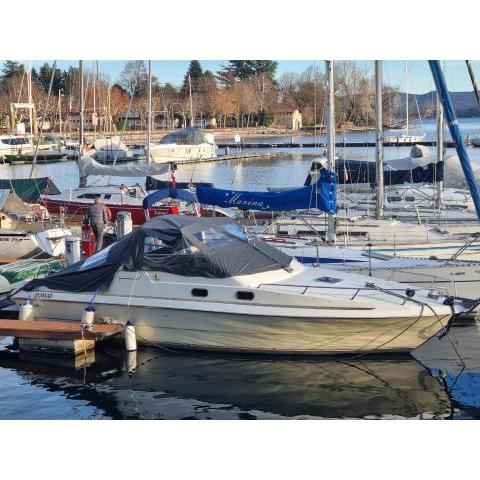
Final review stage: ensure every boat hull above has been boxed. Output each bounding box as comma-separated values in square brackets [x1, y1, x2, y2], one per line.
[20, 293, 448, 355]
[42, 198, 179, 224]
[0, 232, 40, 259]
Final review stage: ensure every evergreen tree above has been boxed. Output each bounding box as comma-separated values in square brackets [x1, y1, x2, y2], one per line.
[38, 62, 65, 93]
[217, 60, 278, 84]
[2, 60, 25, 79]
[181, 60, 204, 96]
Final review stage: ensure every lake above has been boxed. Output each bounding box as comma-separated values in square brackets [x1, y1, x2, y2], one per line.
[1, 323, 479, 419]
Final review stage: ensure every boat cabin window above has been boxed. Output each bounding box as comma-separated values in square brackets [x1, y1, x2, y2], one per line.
[103, 194, 112, 200]
[236, 291, 254, 300]
[404, 196, 415, 202]
[1, 137, 30, 145]
[191, 288, 208, 297]
[78, 193, 102, 199]
[387, 196, 402, 202]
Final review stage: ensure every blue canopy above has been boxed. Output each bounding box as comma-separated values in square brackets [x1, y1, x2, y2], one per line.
[196, 170, 336, 213]
[143, 187, 198, 209]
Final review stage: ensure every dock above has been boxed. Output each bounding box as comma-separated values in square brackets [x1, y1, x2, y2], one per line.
[217, 140, 466, 149]
[0, 319, 124, 354]
[174, 151, 285, 164]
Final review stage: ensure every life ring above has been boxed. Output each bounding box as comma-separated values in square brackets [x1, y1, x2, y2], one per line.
[30, 203, 50, 221]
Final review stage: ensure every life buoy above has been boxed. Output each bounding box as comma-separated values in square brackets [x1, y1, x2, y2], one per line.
[29, 203, 50, 221]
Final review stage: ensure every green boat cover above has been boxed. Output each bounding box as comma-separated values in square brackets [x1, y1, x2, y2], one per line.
[0, 177, 60, 202]
[0, 259, 62, 285]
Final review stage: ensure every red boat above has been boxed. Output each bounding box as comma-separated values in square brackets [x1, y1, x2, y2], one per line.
[41, 184, 179, 224]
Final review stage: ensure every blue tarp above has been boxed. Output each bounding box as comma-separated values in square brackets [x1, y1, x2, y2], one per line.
[143, 187, 198, 209]
[196, 170, 336, 213]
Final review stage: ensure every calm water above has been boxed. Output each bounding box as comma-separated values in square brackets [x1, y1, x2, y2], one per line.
[2, 117, 480, 193]
[1, 119, 480, 419]
[1, 324, 480, 419]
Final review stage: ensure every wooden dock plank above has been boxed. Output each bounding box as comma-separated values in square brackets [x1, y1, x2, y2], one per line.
[0, 319, 124, 341]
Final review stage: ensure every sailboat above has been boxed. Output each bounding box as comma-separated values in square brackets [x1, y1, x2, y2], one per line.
[387, 61, 426, 144]
[43, 62, 184, 224]
[0, 189, 71, 259]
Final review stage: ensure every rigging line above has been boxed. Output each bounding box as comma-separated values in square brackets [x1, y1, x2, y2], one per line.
[29, 60, 57, 180]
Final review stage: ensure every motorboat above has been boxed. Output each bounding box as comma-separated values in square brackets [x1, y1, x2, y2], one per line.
[93, 136, 130, 163]
[149, 128, 216, 163]
[0, 135, 69, 163]
[17, 215, 461, 355]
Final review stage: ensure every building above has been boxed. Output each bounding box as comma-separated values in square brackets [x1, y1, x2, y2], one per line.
[273, 108, 302, 130]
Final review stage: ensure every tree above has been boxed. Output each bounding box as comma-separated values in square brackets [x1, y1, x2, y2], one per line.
[119, 60, 147, 97]
[217, 60, 278, 84]
[181, 60, 204, 96]
[278, 66, 325, 126]
[38, 62, 65, 93]
[1, 60, 25, 79]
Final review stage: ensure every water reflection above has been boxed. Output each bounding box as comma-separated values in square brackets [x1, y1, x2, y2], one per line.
[0, 347, 453, 419]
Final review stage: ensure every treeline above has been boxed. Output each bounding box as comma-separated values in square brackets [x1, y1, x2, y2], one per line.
[0, 60, 408, 131]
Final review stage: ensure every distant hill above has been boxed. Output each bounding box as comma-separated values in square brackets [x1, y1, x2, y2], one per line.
[394, 91, 480, 119]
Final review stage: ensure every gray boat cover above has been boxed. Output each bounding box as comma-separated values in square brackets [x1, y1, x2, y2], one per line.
[24, 215, 292, 292]
[158, 127, 210, 145]
[78, 155, 171, 178]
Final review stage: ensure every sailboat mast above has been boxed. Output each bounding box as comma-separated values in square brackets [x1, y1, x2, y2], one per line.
[436, 61, 444, 208]
[93, 61, 97, 141]
[375, 60, 384, 219]
[465, 60, 480, 107]
[188, 73, 194, 127]
[430, 60, 480, 220]
[27, 62, 33, 138]
[79, 60, 84, 154]
[326, 60, 336, 244]
[146, 60, 152, 165]
[405, 60, 409, 135]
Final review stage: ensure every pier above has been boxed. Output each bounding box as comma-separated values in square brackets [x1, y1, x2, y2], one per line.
[216, 140, 467, 149]
[0, 318, 124, 354]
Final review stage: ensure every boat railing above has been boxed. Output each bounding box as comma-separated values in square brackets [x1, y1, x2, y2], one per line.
[257, 282, 421, 305]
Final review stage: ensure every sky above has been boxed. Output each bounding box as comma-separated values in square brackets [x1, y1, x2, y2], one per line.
[1, 60, 479, 94]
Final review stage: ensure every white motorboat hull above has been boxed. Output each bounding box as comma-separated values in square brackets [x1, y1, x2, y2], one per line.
[150, 144, 216, 163]
[18, 287, 449, 355]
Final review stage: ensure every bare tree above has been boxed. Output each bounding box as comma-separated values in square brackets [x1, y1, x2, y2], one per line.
[119, 61, 147, 98]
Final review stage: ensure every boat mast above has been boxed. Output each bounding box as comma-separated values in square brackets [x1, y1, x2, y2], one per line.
[465, 60, 480, 107]
[326, 60, 336, 244]
[375, 60, 384, 219]
[188, 73, 194, 127]
[27, 62, 33, 139]
[93, 61, 97, 141]
[429, 60, 480, 220]
[146, 60, 152, 165]
[79, 60, 84, 155]
[436, 61, 444, 208]
[405, 60, 409, 136]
